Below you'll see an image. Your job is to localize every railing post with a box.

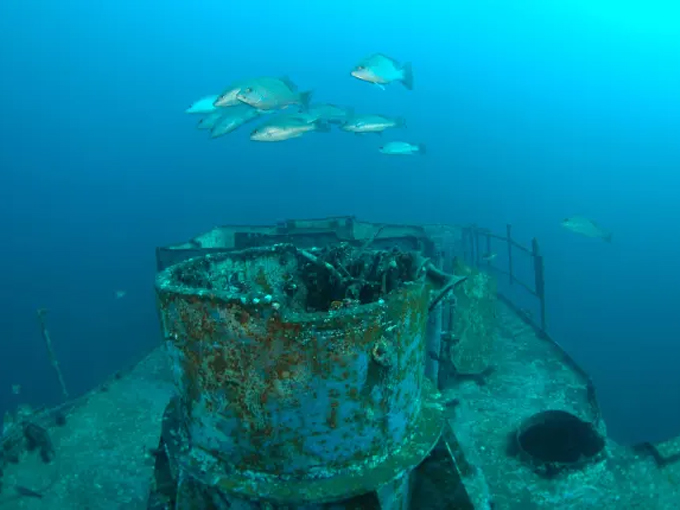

[506,224,514,285]
[532,238,547,331]
[485,232,491,264]
[474,226,481,267]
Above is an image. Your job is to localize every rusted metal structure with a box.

[3,216,680,509]
[154,243,451,508]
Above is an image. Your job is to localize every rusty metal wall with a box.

[155,245,431,489]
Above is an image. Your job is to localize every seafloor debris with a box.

[1,403,62,495]
[23,422,55,463]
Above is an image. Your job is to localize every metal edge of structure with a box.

[496,292,603,424]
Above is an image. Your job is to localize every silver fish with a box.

[351,54,413,90]
[185,95,219,114]
[341,114,405,134]
[561,216,612,242]
[307,103,353,124]
[251,114,329,142]
[236,76,312,111]
[214,79,263,108]
[210,106,261,138]
[196,111,224,130]
[379,141,425,155]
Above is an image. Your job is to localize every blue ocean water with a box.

[1,0,679,445]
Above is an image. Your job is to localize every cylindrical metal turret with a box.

[155,243,445,506]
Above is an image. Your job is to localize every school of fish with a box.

[184,53,425,154]
[185,53,613,243]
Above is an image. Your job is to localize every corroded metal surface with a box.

[449,260,497,375]
[155,244,434,493]
[168,382,443,506]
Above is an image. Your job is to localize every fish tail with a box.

[298,91,313,111]
[603,232,613,243]
[401,62,414,90]
[395,117,407,128]
[418,143,426,155]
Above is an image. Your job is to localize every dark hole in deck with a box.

[516,410,604,465]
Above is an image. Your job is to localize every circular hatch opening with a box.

[516,410,604,466]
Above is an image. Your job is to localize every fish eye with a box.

[244,87,252,93]
[356,66,364,70]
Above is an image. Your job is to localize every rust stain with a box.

[158,262,432,476]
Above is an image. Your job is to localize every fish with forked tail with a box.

[341,114,405,135]
[351,54,413,90]
[250,113,330,142]
[379,141,425,155]
[213,78,264,108]
[236,76,312,111]
[561,216,612,242]
[196,112,224,130]
[307,103,353,124]
[210,106,263,138]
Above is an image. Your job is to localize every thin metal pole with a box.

[532,238,547,330]
[37,308,69,399]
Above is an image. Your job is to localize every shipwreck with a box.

[1,216,679,509]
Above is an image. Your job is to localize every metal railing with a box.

[461,224,547,331]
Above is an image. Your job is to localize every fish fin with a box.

[298,91,313,110]
[314,121,332,133]
[374,83,386,91]
[280,76,298,91]
[374,131,383,136]
[345,106,355,119]
[395,117,407,128]
[603,233,613,243]
[401,62,414,90]
[418,143,426,155]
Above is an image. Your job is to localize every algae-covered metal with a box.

[449,259,497,375]
[155,243,445,503]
